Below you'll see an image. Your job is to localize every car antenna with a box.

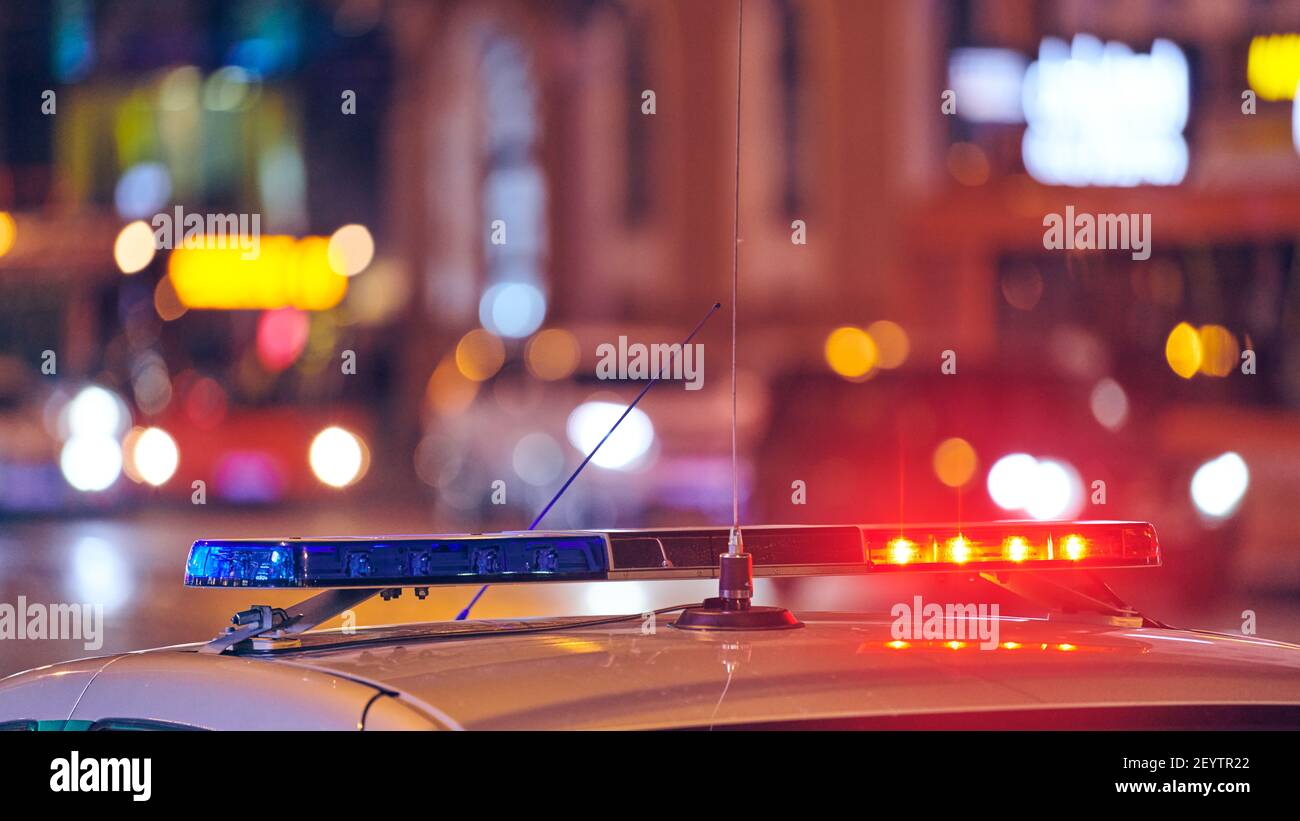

[454,300,722,620]
[674,0,800,630]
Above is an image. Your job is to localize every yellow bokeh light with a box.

[0,212,16,258]
[525,328,581,381]
[1248,33,1300,101]
[455,329,506,382]
[866,320,909,369]
[932,437,977,488]
[326,223,375,277]
[114,220,157,274]
[1197,324,1239,377]
[168,235,348,310]
[1164,322,1202,379]
[824,326,877,380]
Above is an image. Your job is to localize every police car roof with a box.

[132,612,1300,729]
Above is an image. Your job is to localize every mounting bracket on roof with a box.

[199,587,390,655]
[979,570,1167,628]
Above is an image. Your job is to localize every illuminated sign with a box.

[168,236,347,311]
[1022,35,1189,187]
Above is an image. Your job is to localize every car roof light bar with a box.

[184,521,1159,589]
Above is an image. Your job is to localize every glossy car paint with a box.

[4,612,1298,730]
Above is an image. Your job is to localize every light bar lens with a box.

[863,522,1158,571]
[185,534,609,588]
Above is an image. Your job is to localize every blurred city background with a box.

[3,0,1300,675]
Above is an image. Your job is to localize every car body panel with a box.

[223,613,1300,730]
[60,651,401,730]
[0,655,118,722]
[4,612,1299,730]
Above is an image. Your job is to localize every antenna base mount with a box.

[672,551,803,631]
[672,602,802,631]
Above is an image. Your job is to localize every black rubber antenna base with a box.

[673,600,803,631]
[671,550,803,631]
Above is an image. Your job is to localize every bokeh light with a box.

[132,427,180,487]
[309,426,368,488]
[60,436,123,492]
[1197,324,1239,377]
[256,308,311,372]
[566,400,654,470]
[824,326,878,380]
[987,453,1038,510]
[525,328,581,380]
[454,328,506,382]
[1190,452,1249,519]
[153,275,188,321]
[932,437,977,487]
[114,162,172,219]
[114,220,157,274]
[66,385,128,439]
[0,211,16,258]
[1164,321,1202,379]
[987,453,1083,519]
[1089,377,1129,430]
[1024,458,1083,521]
[425,354,479,417]
[202,65,259,111]
[866,320,909,369]
[326,223,375,277]
[479,282,547,338]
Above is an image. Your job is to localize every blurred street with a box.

[2,0,1300,678]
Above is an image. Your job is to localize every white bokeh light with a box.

[309,426,366,488]
[1089,378,1129,431]
[1025,458,1084,520]
[60,436,123,492]
[1022,35,1189,186]
[988,453,1084,520]
[987,453,1039,510]
[1190,452,1249,520]
[66,385,127,439]
[565,401,654,470]
[134,427,179,486]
